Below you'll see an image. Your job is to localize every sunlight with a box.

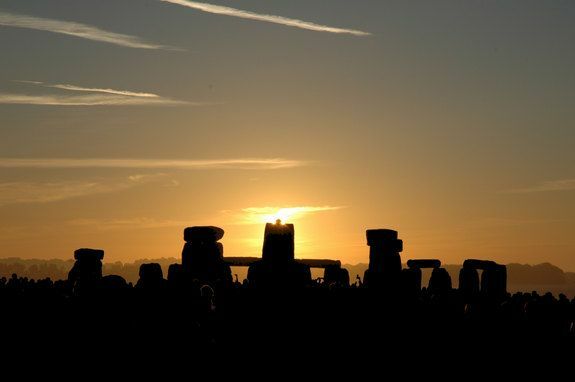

[242,206,343,225]
[261,208,298,224]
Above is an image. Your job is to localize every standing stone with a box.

[462,259,507,300]
[428,268,452,295]
[324,264,350,287]
[68,248,104,294]
[401,267,422,298]
[404,259,441,296]
[459,266,480,300]
[181,226,232,286]
[247,220,311,288]
[167,263,184,285]
[495,265,507,297]
[481,264,507,300]
[136,263,165,290]
[363,229,403,291]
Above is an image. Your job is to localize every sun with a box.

[243,206,342,225]
[262,208,298,224]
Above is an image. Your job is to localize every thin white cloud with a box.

[0,158,306,170]
[0,174,165,206]
[0,11,177,50]
[240,205,344,224]
[15,80,160,98]
[160,0,370,36]
[3,80,196,106]
[0,93,189,106]
[502,179,575,194]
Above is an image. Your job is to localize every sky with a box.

[0,0,574,270]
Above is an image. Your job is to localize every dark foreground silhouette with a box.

[1,221,573,364]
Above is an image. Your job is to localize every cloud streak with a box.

[0,158,306,170]
[160,0,370,36]
[0,11,177,50]
[502,179,575,194]
[1,80,196,106]
[0,93,189,106]
[16,80,160,98]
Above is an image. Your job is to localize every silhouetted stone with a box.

[463,259,496,270]
[366,229,400,247]
[459,266,480,299]
[428,268,452,295]
[184,226,224,243]
[481,264,507,299]
[99,275,129,297]
[407,259,441,269]
[68,248,104,294]
[180,226,232,286]
[247,220,311,288]
[462,259,507,300]
[401,267,422,297]
[74,248,104,260]
[262,220,294,263]
[496,265,507,296]
[324,264,350,287]
[248,260,311,288]
[167,263,183,282]
[363,228,403,290]
[136,263,165,289]
[182,242,224,267]
[100,275,128,289]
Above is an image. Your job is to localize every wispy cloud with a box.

[0,11,177,50]
[0,93,190,106]
[0,174,166,207]
[502,179,575,194]
[160,0,370,36]
[1,80,193,106]
[16,80,160,98]
[0,158,306,170]
[240,205,344,224]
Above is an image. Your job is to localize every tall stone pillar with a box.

[68,248,104,294]
[459,266,480,300]
[363,229,403,290]
[247,220,311,288]
[180,226,232,286]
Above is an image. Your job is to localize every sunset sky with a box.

[0,1,574,270]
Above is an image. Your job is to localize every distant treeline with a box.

[1,257,574,287]
[0,257,178,285]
